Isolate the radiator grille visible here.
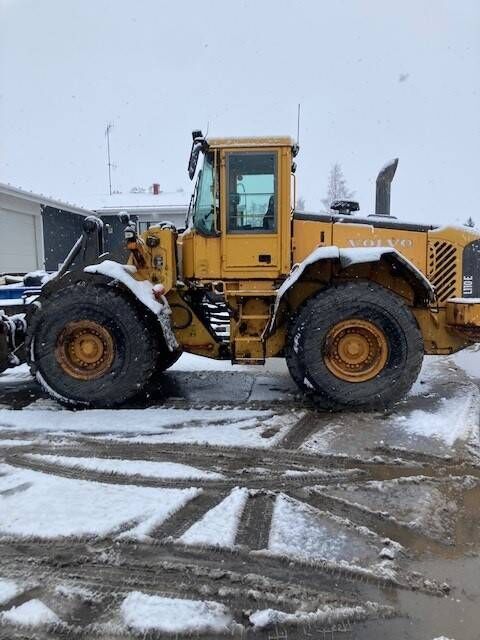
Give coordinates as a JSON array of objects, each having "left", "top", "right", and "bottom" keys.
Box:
[{"left": 428, "top": 240, "right": 458, "bottom": 301}]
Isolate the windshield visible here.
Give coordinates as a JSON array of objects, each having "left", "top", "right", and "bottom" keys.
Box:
[{"left": 193, "top": 152, "right": 216, "bottom": 236}]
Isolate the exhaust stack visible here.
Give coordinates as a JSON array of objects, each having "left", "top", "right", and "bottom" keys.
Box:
[{"left": 375, "top": 158, "right": 399, "bottom": 216}]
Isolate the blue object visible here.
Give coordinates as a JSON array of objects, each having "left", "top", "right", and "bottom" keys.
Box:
[{"left": 0, "top": 287, "right": 41, "bottom": 300}]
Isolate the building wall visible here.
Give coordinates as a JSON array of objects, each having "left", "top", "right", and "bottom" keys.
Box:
[
  {"left": 100, "top": 215, "right": 129, "bottom": 262},
  {"left": 41, "top": 205, "right": 87, "bottom": 270}
]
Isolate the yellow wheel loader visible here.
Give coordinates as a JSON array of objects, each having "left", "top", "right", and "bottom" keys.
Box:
[{"left": 11, "top": 131, "right": 480, "bottom": 409}]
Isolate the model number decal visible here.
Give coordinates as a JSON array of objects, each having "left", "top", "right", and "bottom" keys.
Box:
[{"left": 463, "top": 275, "right": 473, "bottom": 296}]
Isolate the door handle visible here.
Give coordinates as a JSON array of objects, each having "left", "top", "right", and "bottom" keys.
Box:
[{"left": 258, "top": 254, "right": 271, "bottom": 264}]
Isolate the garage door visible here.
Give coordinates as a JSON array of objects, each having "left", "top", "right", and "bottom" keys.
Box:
[{"left": 0, "top": 208, "right": 39, "bottom": 273}]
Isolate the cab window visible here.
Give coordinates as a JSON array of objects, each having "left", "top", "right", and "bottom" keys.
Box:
[
  {"left": 193, "top": 151, "right": 217, "bottom": 236},
  {"left": 227, "top": 152, "right": 277, "bottom": 233}
]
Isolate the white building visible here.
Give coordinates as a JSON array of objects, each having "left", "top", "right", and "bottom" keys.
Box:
[
  {"left": 85, "top": 187, "right": 190, "bottom": 232},
  {"left": 0, "top": 183, "right": 92, "bottom": 274},
  {"left": 0, "top": 182, "right": 190, "bottom": 274}
]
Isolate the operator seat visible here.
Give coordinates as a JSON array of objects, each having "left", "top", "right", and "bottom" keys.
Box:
[{"left": 263, "top": 195, "right": 275, "bottom": 230}]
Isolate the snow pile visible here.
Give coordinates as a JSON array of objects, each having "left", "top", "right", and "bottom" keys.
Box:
[
  {"left": 0, "top": 578, "right": 22, "bottom": 605},
  {"left": 0, "top": 463, "right": 199, "bottom": 539},
  {"left": 0, "top": 406, "right": 296, "bottom": 448},
  {"left": 1, "top": 599, "right": 59, "bottom": 627},
  {"left": 394, "top": 386, "right": 480, "bottom": 446},
  {"left": 55, "top": 584, "right": 96, "bottom": 600},
  {"left": 0, "top": 439, "right": 35, "bottom": 447},
  {"left": 0, "top": 363, "right": 32, "bottom": 382},
  {"left": 179, "top": 487, "right": 249, "bottom": 548},
  {"left": 171, "top": 352, "right": 290, "bottom": 372},
  {"left": 120, "top": 592, "right": 234, "bottom": 634},
  {"left": 250, "top": 601, "right": 387, "bottom": 629},
  {"left": 408, "top": 355, "right": 437, "bottom": 395},
  {"left": 27, "top": 454, "right": 223, "bottom": 480},
  {"left": 452, "top": 346, "right": 480, "bottom": 379},
  {"left": 103, "top": 412, "right": 299, "bottom": 449},
  {"left": 268, "top": 494, "right": 381, "bottom": 572}
]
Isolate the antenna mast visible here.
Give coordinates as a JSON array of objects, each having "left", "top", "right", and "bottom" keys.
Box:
[
  {"left": 296, "top": 103, "right": 301, "bottom": 145},
  {"left": 105, "top": 122, "right": 114, "bottom": 195}
]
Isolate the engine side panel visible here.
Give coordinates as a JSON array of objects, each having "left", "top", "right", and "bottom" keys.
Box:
[{"left": 293, "top": 218, "right": 427, "bottom": 273}]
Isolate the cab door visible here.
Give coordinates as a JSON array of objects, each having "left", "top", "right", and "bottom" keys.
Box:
[{"left": 220, "top": 148, "right": 282, "bottom": 278}]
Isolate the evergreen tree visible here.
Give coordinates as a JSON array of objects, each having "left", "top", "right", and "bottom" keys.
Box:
[{"left": 464, "top": 216, "right": 475, "bottom": 228}]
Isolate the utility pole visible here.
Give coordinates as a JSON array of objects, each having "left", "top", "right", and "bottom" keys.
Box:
[{"left": 105, "top": 122, "right": 114, "bottom": 195}]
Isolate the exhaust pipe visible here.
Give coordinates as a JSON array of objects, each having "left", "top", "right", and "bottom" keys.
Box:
[{"left": 375, "top": 158, "right": 399, "bottom": 216}]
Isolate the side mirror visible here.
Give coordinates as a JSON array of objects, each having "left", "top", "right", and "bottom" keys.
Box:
[{"left": 118, "top": 211, "right": 131, "bottom": 225}]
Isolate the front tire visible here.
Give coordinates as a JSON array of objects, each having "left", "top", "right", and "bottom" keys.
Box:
[
  {"left": 27, "top": 282, "right": 159, "bottom": 408},
  {"left": 285, "top": 281, "right": 424, "bottom": 411}
]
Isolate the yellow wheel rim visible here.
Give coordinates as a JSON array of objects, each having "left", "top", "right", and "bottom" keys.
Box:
[
  {"left": 55, "top": 320, "right": 115, "bottom": 380},
  {"left": 323, "top": 318, "right": 388, "bottom": 383}
]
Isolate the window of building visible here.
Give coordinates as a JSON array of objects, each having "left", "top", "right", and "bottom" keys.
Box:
[{"left": 227, "top": 152, "right": 277, "bottom": 233}]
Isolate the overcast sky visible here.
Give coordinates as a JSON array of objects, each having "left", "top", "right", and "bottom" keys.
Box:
[{"left": 1, "top": 0, "right": 479, "bottom": 225}]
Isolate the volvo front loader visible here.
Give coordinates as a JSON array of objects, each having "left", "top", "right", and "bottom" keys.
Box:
[{"left": 5, "top": 132, "right": 480, "bottom": 410}]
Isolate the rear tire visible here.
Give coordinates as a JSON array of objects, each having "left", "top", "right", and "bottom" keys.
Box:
[
  {"left": 285, "top": 281, "right": 424, "bottom": 411},
  {"left": 27, "top": 282, "right": 159, "bottom": 408}
]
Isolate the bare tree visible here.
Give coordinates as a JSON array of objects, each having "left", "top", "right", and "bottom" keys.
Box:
[
  {"left": 464, "top": 216, "right": 475, "bottom": 228},
  {"left": 296, "top": 196, "right": 306, "bottom": 211},
  {"left": 321, "top": 163, "right": 354, "bottom": 212}
]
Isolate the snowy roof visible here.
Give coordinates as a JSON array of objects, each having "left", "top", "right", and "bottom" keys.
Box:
[
  {"left": 83, "top": 190, "right": 190, "bottom": 213},
  {"left": 0, "top": 182, "right": 92, "bottom": 216}
]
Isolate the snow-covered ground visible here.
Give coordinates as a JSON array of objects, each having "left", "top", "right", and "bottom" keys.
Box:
[
  {"left": 1, "top": 599, "right": 59, "bottom": 627},
  {"left": 0, "top": 463, "right": 200, "bottom": 540},
  {"left": 178, "top": 487, "right": 249, "bottom": 548},
  {"left": 0, "top": 399, "right": 300, "bottom": 449},
  {"left": 0, "top": 351, "right": 478, "bottom": 638},
  {"left": 27, "top": 454, "right": 224, "bottom": 480},
  {"left": 119, "top": 592, "right": 236, "bottom": 634}
]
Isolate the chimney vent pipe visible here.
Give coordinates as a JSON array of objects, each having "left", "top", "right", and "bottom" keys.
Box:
[{"left": 375, "top": 158, "right": 398, "bottom": 216}]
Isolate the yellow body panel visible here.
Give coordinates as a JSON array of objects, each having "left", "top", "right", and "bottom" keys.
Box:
[
  {"left": 130, "top": 136, "right": 480, "bottom": 365},
  {"left": 446, "top": 299, "right": 480, "bottom": 336},
  {"left": 293, "top": 218, "right": 426, "bottom": 272},
  {"left": 292, "top": 220, "right": 333, "bottom": 261},
  {"left": 128, "top": 226, "right": 177, "bottom": 292},
  {"left": 180, "top": 229, "right": 221, "bottom": 279}
]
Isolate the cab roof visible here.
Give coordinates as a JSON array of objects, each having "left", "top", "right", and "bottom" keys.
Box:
[{"left": 206, "top": 135, "right": 296, "bottom": 149}]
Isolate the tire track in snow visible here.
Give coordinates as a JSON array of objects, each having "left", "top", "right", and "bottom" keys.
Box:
[
  {"left": 153, "top": 491, "right": 228, "bottom": 540},
  {"left": 235, "top": 492, "right": 275, "bottom": 550}
]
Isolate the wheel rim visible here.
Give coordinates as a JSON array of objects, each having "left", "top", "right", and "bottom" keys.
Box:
[
  {"left": 55, "top": 320, "right": 115, "bottom": 380},
  {"left": 323, "top": 318, "right": 388, "bottom": 383}
]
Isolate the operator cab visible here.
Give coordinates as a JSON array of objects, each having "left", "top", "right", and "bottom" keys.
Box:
[{"left": 183, "top": 131, "right": 296, "bottom": 279}]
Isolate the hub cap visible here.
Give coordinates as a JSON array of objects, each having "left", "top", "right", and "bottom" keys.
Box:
[
  {"left": 323, "top": 318, "right": 388, "bottom": 383},
  {"left": 55, "top": 320, "right": 115, "bottom": 380}
]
